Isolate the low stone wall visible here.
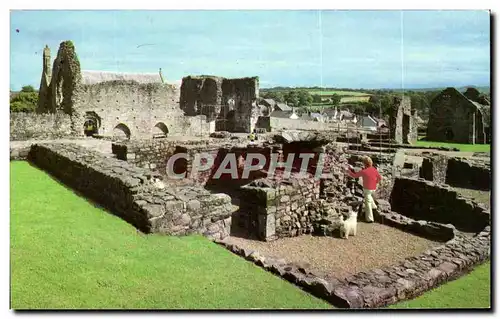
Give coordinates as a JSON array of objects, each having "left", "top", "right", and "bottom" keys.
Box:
[
  {"left": 112, "top": 139, "right": 213, "bottom": 173},
  {"left": 269, "top": 117, "right": 340, "bottom": 132},
  {"left": 419, "top": 155, "right": 449, "bottom": 184},
  {"left": 238, "top": 176, "right": 321, "bottom": 241},
  {"left": 446, "top": 157, "right": 491, "bottom": 191},
  {"left": 181, "top": 116, "right": 215, "bottom": 137},
  {"left": 10, "top": 112, "right": 74, "bottom": 141},
  {"left": 10, "top": 144, "right": 32, "bottom": 160},
  {"left": 27, "top": 143, "right": 237, "bottom": 239},
  {"left": 215, "top": 207, "right": 490, "bottom": 308},
  {"left": 420, "top": 155, "right": 491, "bottom": 191},
  {"left": 390, "top": 177, "right": 490, "bottom": 233}
]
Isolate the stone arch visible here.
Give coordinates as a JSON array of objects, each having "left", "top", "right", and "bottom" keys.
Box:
[
  {"left": 153, "top": 122, "right": 169, "bottom": 138},
  {"left": 113, "top": 123, "right": 131, "bottom": 140},
  {"left": 83, "top": 111, "right": 102, "bottom": 137}
]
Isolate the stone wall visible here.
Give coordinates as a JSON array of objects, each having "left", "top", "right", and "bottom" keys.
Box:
[
  {"left": 221, "top": 77, "right": 260, "bottom": 133},
  {"left": 255, "top": 116, "right": 271, "bottom": 132},
  {"left": 10, "top": 144, "right": 32, "bottom": 160},
  {"left": 112, "top": 139, "right": 273, "bottom": 187},
  {"left": 419, "top": 155, "right": 448, "bottom": 184},
  {"left": 112, "top": 139, "right": 180, "bottom": 173},
  {"left": 180, "top": 76, "right": 260, "bottom": 133},
  {"left": 388, "top": 96, "right": 417, "bottom": 144},
  {"left": 73, "top": 81, "right": 206, "bottom": 138},
  {"left": 10, "top": 112, "right": 73, "bottom": 141},
  {"left": 390, "top": 177, "right": 490, "bottom": 233},
  {"left": 420, "top": 155, "right": 491, "bottom": 190},
  {"left": 446, "top": 157, "right": 491, "bottom": 191},
  {"left": 27, "top": 143, "right": 237, "bottom": 239},
  {"left": 266, "top": 117, "right": 340, "bottom": 132},
  {"left": 238, "top": 176, "right": 321, "bottom": 241}
]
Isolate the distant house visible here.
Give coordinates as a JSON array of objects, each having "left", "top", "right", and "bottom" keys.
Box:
[
  {"left": 310, "top": 112, "right": 325, "bottom": 122},
  {"left": 259, "top": 98, "right": 277, "bottom": 116},
  {"left": 275, "top": 102, "right": 292, "bottom": 112},
  {"left": 270, "top": 110, "right": 295, "bottom": 119},
  {"left": 260, "top": 98, "right": 277, "bottom": 108},
  {"left": 427, "top": 87, "right": 490, "bottom": 144},
  {"left": 339, "top": 110, "right": 357, "bottom": 124},
  {"left": 360, "top": 115, "right": 386, "bottom": 131},
  {"left": 299, "top": 111, "right": 324, "bottom": 122},
  {"left": 322, "top": 107, "right": 339, "bottom": 122}
]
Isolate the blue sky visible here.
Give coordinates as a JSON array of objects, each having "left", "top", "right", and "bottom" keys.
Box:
[{"left": 10, "top": 10, "right": 490, "bottom": 90}]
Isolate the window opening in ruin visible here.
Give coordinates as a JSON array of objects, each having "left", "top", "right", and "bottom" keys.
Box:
[
  {"left": 225, "top": 110, "right": 236, "bottom": 132},
  {"left": 83, "top": 111, "right": 101, "bottom": 137},
  {"left": 113, "top": 123, "right": 131, "bottom": 140},
  {"left": 445, "top": 128, "right": 454, "bottom": 141},
  {"left": 153, "top": 122, "right": 169, "bottom": 139},
  {"left": 84, "top": 119, "right": 98, "bottom": 137},
  {"left": 56, "top": 75, "right": 64, "bottom": 108}
]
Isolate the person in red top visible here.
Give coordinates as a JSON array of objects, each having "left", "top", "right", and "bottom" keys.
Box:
[{"left": 345, "top": 156, "right": 382, "bottom": 222}]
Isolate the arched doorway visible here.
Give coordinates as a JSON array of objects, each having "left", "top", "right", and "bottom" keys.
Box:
[
  {"left": 113, "top": 123, "right": 131, "bottom": 140},
  {"left": 83, "top": 111, "right": 102, "bottom": 137},
  {"left": 225, "top": 110, "right": 236, "bottom": 132},
  {"left": 444, "top": 128, "right": 454, "bottom": 142},
  {"left": 153, "top": 122, "right": 169, "bottom": 139}
]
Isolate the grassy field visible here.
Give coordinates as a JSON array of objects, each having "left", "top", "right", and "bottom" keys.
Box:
[
  {"left": 389, "top": 262, "right": 491, "bottom": 309},
  {"left": 340, "top": 96, "right": 371, "bottom": 103},
  {"left": 414, "top": 140, "right": 491, "bottom": 153},
  {"left": 307, "top": 90, "right": 371, "bottom": 96},
  {"left": 10, "top": 161, "right": 330, "bottom": 310}
]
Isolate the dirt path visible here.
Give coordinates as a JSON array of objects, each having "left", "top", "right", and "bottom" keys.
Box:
[{"left": 225, "top": 222, "right": 440, "bottom": 279}]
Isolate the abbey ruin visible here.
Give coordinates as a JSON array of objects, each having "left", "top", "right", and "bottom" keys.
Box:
[{"left": 10, "top": 40, "right": 490, "bottom": 309}]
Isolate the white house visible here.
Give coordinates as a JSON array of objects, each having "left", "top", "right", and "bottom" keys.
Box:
[
  {"left": 360, "top": 115, "right": 387, "bottom": 131},
  {"left": 360, "top": 115, "right": 378, "bottom": 131},
  {"left": 339, "top": 110, "right": 357, "bottom": 124},
  {"left": 322, "top": 107, "right": 338, "bottom": 122}
]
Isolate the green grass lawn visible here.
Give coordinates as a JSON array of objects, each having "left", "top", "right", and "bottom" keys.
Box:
[
  {"left": 415, "top": 140, "right": 491, "bottom": 153},
  {"left": 389, "top": 262, "right": 491, "bottom": 309},
  {"left": 10, "top": 161, "right": 331, "bottom": 310}
]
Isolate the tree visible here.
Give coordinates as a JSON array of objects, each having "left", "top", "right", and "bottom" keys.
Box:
[
  {"left": 330, "top": 94, "right": 341, "bottom": 106},
  {"left": 284, "top": 91, "right": 300, "bottom": 107},
  {"left": 21, "top": 85, "right": 35, "bottom": 93},
  {"left": 10, "top": 87, "right": 38, "bottom": 113},
  {"left": 261, "top": 91, "right": 285, "bottom": 103},
  {"left": 312, "top": 94, "right": 322, "bottom": 104},
  {"left": 297, "top": 90, "right": 313, "bottom": 106}
]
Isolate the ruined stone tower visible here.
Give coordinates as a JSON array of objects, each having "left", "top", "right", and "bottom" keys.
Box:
[
  {"left": 43, "top": 45, "right": 52, "bottom": 83},
  {"left": 37, "top": 45, "right": 52, "bottom": 113}
]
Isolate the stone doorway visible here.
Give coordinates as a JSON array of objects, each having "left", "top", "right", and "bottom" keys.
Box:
[{"left": 83, "top": 111, "right": 101, "bottom": 137}]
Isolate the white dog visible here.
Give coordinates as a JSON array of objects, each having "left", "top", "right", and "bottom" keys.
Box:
[
  {"left": 153, "top": 178, "right": 165, "bottom": 189},
  {"left": 339, "top": 211, "right": 358, "bottom": 239}
]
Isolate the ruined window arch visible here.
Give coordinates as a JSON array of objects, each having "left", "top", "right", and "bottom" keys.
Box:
[
  {"left": 83, "top": 111, "right": 102, "bottom": 137},
  {"left": 113, "top": 123, "right": 131, "bottom": 140},
  {"left": 153, "top": 122, "right": 169, "bottom": 138},
  {"left": 55, "top": 68, "right": 64, "bottom": 109}
]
